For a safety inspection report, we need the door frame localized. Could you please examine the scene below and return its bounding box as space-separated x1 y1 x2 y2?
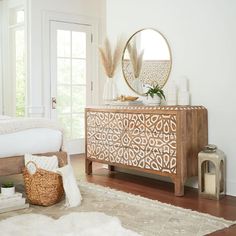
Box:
42 11 100 119
50 20 93 119
50 21 92 154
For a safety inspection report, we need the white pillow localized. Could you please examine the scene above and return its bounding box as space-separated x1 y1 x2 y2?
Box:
24 153 59 174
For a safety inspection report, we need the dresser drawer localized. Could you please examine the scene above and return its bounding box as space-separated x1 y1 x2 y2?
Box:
87 112 124 129
87 126 176 153
87 112 177 133
87 143 177 174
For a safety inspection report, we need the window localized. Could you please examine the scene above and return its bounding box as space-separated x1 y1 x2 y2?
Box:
15 28 25 116
16 9 24 23
56 30 87 139
9 8 26 117
50 21 92 143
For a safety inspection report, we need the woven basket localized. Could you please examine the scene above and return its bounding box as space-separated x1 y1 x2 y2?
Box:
22 161 64 206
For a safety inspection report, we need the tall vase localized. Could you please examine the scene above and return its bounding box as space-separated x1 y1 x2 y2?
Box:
132 77 143 94
103 77 118 104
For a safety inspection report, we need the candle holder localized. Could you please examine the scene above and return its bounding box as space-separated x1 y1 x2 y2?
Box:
198 144 226 200
178 76 190 105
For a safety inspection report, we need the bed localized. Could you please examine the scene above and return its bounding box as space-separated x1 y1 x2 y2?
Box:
0 116 68 176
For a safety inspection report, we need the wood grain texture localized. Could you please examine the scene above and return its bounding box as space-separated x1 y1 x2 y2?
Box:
85 105 208 196
0 155 235 235
70 155 236 236
0 152 68 176
207 225 236 236
72 156 236 235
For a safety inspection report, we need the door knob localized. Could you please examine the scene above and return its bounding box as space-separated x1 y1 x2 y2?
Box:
52 97 57 109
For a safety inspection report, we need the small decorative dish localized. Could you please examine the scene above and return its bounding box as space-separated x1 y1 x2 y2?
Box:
117 95 139 102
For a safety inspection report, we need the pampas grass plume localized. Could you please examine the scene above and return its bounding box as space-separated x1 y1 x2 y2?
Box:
127 40 144 78
99 38 123 78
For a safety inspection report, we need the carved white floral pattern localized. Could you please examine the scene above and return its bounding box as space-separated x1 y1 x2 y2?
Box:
86 112 177 174
123 60 171 88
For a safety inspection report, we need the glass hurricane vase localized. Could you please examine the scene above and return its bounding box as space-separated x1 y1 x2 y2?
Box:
103 77 118 104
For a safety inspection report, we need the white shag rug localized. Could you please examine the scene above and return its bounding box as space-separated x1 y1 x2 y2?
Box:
0 212 140 236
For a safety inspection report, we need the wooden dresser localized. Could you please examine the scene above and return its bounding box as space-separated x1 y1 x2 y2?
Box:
85 105 208 196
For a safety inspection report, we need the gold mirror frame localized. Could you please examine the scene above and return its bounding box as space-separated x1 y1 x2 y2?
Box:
122 28 172 96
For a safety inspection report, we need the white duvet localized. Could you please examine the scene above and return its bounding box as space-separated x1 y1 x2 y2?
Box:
0 116 64 158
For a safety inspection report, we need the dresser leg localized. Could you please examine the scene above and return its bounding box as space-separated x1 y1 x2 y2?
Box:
174 180 184 196
85 159 92 175
108 165 115 171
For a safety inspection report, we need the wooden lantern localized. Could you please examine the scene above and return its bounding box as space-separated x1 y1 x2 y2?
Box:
198 145 226 200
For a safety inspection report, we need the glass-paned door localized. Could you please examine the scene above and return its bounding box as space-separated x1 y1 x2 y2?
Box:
50 21 92 154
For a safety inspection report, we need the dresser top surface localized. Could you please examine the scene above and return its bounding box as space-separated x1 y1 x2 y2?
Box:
86 105 207 111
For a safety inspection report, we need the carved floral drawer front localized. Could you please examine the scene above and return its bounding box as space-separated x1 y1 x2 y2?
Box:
87 144 177 174
87 112 177 133
86 111 177 174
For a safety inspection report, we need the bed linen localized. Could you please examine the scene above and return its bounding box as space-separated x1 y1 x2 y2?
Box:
0 128 62 158
0 116 64 158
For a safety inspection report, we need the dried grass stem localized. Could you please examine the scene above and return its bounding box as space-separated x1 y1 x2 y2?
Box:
127 41 144 78
99 38 123 78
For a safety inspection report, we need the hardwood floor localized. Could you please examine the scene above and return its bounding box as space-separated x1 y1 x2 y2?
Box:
71 155 236 236
0 154 235 235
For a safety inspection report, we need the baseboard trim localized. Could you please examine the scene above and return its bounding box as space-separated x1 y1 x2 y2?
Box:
115 168 236 197
226 180 236 197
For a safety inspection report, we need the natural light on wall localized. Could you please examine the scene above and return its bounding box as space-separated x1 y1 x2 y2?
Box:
10 8 26 117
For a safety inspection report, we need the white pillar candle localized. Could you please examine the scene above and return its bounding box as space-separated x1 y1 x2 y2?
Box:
167 93 177 105
177 76 191 105
178 91 190 105
167 81 177 105
204 173 216 195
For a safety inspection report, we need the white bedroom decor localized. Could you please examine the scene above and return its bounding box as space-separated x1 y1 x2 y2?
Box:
56 164 82 208
24 154 82 208
99 38 123 104
144 84 166 105
178 76 190 105
24 154 59 174
0 181 233 235
127 39 144 95
204 173 216 195
146 94 161 105
121 29 172 96
0 190 29 214
112 95 143 106
0 212 140 236
0 117 64 160
166 80 177 105
1 182 15 196
23 158 64 206
198 144 226 200
102 77 118 103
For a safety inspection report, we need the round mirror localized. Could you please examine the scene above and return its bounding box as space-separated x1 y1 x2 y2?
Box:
122 29 172 95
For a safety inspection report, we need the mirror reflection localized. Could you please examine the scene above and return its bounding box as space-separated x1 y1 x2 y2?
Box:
122 29 172 95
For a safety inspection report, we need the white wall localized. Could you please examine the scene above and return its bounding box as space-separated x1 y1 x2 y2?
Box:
28 0 105 117
106 0 236 196
0 1 3 114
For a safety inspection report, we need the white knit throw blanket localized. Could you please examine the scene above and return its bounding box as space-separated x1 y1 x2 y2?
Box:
0 117 65 150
